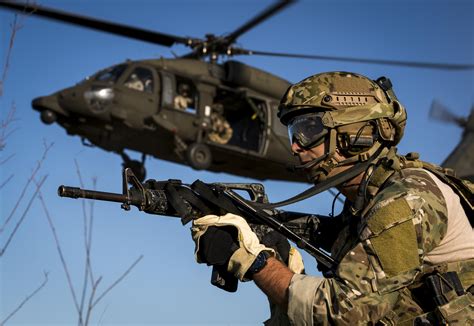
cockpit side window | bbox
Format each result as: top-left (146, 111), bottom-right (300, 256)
top-left (95, 64), bottom-right (127, 83)
top-left (123, 67), bottom-right (154, 93)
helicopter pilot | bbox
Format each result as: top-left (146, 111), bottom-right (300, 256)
top-left (174, 82), bottom-right (194, 110)
top-left (124, 73), bottom-right (145, 92)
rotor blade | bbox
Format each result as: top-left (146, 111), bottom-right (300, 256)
top-left (180, 48), bottom-right (202, 59)
top-left (225, 0), bottom-right (295, 44)
top-left (0, 1), bottom-right (190, 47)
top-left (240, 49), bottom-right (474, 71)
top-left (429, 100), bottom-right (466, 127)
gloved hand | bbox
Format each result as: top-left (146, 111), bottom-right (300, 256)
top-left (192, 213), bottom-right (275, 281)
top-left (247, 224), bottom-right (305, 274)
top-left (250, 224), bottom-right (291, 263)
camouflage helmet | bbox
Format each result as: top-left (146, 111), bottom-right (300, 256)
top-left (278, 71), bottom-right (407, 150)
top-left (279, 72), bottom-right (407, 183)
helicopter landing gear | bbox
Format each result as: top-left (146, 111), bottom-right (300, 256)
top-left (121, 152), bottom-right (146, 182)
top-left (186, 143), bottom-right (212, 170)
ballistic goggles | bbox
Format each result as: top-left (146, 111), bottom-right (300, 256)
top-left (287, 113), bottom-right (329, 149)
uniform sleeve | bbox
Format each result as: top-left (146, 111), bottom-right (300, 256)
top-left (286, 169), bottom-right (449, 325)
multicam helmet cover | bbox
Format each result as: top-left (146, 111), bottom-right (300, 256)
top-left (279, 71), bottom-right (407, 182)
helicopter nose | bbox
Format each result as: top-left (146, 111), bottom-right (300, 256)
top-left (32, 95), bottom-right (68, 125)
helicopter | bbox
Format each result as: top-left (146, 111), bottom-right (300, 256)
top-left (0, 0), bottom-right (473, 182)
top-left (429, 101), bottom-right (474, 182)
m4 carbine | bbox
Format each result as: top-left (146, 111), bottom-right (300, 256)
top-left (58, 168), bottom-right (337, 292)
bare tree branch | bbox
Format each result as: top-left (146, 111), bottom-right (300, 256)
top-left (92, 255), bottom-right (144, 309)
top-left (74, 160), bottom-right (96, 321)
top-left (0, 3), bottom-right (50, 324)
top-left (0, 175), bottom-right (47, 256)
top-left (84, 276), bottom-right (102, 326)
top-left (34, 178), bottom-right (83, 324)
top-left (0, 103), bottom-right (17, 189)
top-left (97, 303), bottom-right (110, 325)
top-left (0, 153), bottom-right (15, 166)
top-left (0, 141), bottom-right (53, 234)
top-left (0, 0), bottom-right (36, 97)
top-left (37, 160), bottom-right (142, 325)
top-left (0, 103), bottom-right (17, 151)
top-left (0, 14), bottom-right (21, 97)
top-left (0, 271), bottom-right (49, 326)
top-left (0, 173), bottom-right (14, 191)
top-left (87, 177), bottom-right (98, 277)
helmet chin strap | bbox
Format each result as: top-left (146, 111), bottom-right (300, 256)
top-left (253, 144), bottom-right (387, 210)
top-left (289, 153), bottom-right (329, 172)
top-left (306, 140), bottom-right (384, 183)
top-left (253, 152), bottom-right (380, 209)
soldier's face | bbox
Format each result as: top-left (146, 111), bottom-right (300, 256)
top-left (291, 141), bottom-right (326, 183)
top-left (291, 140), bottom-right (350, 184)
top-left (291, 141), bottom-right (325, 163)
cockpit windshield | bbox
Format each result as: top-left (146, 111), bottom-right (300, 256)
top-left (95, 64), bottom-right (127, 83)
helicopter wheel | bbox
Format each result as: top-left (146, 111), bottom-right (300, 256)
top-left (186, 143), bottom-right (212, 170)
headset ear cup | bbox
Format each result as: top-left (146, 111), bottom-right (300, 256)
top-left (336, 122), bottom-right (377, 156)
top-left (391, 101), bottom-right (407, 144)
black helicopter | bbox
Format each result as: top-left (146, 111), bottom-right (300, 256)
top-left (0, 0), bottom-right (472, 182)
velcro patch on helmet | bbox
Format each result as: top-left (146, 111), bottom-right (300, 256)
top-left (325, 92), bottom-right (379, 108)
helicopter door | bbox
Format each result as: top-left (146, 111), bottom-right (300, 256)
top-left (210, 89), bottom-right (267, 154)
top-left (115, 65), bottom-right (158, 128)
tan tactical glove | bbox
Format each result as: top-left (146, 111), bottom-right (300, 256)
top-left (288, 246), bottom-right (305, 274)
top-left (191, 213), bottom-right (275, 281)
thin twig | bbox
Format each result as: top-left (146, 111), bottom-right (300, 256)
top-left (0, 173), bottom-right (14, 191)
top-left (0, 272), bottom-right (49, 326)
top-left (0, 153), bottom-right (15, 165)
top-left (87, 177), bottom-right (98, 283)
top-left (0, 0), bottom-right (36, 97)
top-left (74, 159), bottom-right (93, 320)
top-left (0, 14), bottom-right (21, 97)
top-left (0, 103), bottom-right (17, 151)
top-left (97, 303), bottom-right (110, 326)
top-left (84, 276), bottom-right (103, 326)
top-left (0, 175), bottom-right (47, 256)
top-left (0, 141), bottom-right (53, 233)
top-left (0, 100), bottom-right (16, 128)
top-left (91, 255), bottom-right (144, 309)
top-left (34, 178), bottom-right (83, 324)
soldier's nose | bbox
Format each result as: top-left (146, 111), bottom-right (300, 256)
top-left (291, 141), bottom-right (304, 155)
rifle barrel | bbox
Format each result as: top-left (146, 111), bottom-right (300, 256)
top-left (58, 186), bottom-right (127, 203)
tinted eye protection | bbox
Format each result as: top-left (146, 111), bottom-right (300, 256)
top-left (287, 114), bottom-right (328, 149)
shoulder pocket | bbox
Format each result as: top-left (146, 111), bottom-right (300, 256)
top-left (367, 197), bottom-right (420, 277)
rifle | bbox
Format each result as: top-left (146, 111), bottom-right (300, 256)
top-left (58, 168), bottom-right (337, 292)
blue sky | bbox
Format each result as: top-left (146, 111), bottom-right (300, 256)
top-left (0, 0), bottom-right (472, 324)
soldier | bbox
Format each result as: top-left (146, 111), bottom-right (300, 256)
top-left (124, 73), bottom-right (145, 92)
top-left (191, 72), bottom-right (474, 324)
top-left (174, 82), bottom-right (194, 110)
top-left (208, 104), bottom-right (233, 145)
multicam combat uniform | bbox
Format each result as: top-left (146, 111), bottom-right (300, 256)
top-left (208, 112), bottom-right (233, 144)
top-left (287, 151), bottom-right (474, 325)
